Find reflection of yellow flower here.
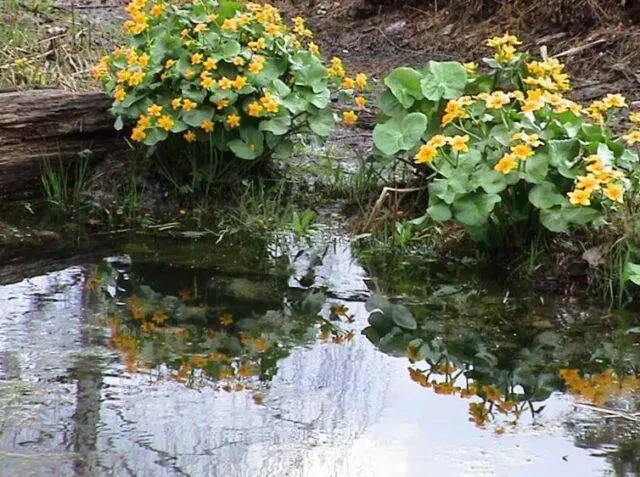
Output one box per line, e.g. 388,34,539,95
219,313,234,326
183,130,196,143
355,96,367,109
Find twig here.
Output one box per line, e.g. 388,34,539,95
553,38,607,59
375,27,425,54
363,186,427,231
574,402,640,423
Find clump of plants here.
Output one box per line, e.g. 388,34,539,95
373,33,640,245
93,0,367,169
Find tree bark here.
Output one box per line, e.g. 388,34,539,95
0,88,126,199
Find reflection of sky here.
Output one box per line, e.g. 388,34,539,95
0,247,615,476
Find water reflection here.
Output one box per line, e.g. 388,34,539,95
0,237,638,476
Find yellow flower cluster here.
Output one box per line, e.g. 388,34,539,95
559,368,640,406
123,0,149,35
566,154,626,206
415,134,469,164
441,96,471,126
494,132,542,174
523,58,570,92
586,93,628,123
486,33,521,63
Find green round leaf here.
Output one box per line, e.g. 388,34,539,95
384,67,423,108
420,61,468,101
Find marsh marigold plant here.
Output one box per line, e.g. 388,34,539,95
373,33,640,239
93,0,366,161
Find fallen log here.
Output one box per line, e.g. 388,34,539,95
0,88,125,199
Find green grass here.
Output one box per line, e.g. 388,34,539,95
0,0,121,89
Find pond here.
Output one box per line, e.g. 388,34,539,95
0,233,638,476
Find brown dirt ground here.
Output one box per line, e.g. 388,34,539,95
276,0,640,103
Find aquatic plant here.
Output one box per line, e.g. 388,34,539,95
93,0,365,164
373,33,640,244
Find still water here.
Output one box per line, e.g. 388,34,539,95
0,235,638,476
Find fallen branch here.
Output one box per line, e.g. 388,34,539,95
363,186,427,231
0,88,126,199
553,38,608,59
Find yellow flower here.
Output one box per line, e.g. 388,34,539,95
113,88,127,102
308,42,319,54
201,119,214,133
201,75,215,90
233,75,248,90
184,130,197,143
604,183,624,203
630,112,640,123
428,135,448,148
248,101,263,117
448,135,470,153
137,53,150,68
182,99,197,111
219,77,233,90
216,99,229,110
191,53,203,65
206,13,218,23
128,71,145,86
226,114,241,128
221,18,238,31
265,23,280,36
355,73,368,89
343,110,358,125
575,174,601,191
231,56,246,67
260,93,279,113
157,114,174,131
511,144,534,160
150,3,165,16
117,69,132,84
193,23,208,33
355,96,367,109
415,144,437,164
131,126,146,142
342,77,356,89
521,89,545,113
137,114,152,129
494,153,518,174
568,188,591,206
622,130,640,144
248,37,266,51
248,58,265,74
511,131,542,147
184,69,195,79
463,62,478,73
603,93,627,109
148,103,163,117
485,91,510,109
165,59,176,69
171,98,182,110
203,57,218,71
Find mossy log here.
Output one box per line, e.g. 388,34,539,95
0,88,124,199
